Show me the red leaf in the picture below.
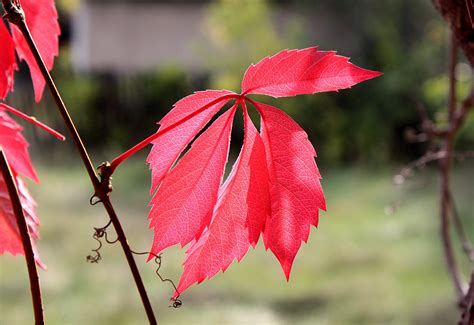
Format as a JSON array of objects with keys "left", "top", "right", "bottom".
[
  {"left": 174, "top": 106, "right": 270, "bottom": 296},
  {"left": 147, "top": 90, "right": 234, "bottom": 193},
  {"left": 256, "top": 101, "right": 326, "bottom": 279},
  {"left": 241, "top": 47, "right": 382, "bottom": 97},
  {"left": 0, "top": 22, "right": 17, "bottom": 99},
  {"left": 0, "top": 110, "right": 38, "bottom": 182},
  {"left": 0, "top": 172, "right": 45, "bottom": 269},
  {"left": 10, "top": 0, "right": 60, "bottom": 102},
  {"left": 149, "top": 106, "right": 236, "bottom": 256},
  {"left": 141, "top": 47, "right": 380, "bottom": 296}
]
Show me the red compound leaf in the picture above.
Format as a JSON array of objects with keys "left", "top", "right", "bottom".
[{"left": 134, "top": 47, "right": 382, "bottom": 296}]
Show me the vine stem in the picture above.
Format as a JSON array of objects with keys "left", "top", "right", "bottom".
[
  {"left": 0, "top": 148, "right": 44, "bottom": 325},
  {"left": 1, "top": 2, "right": 157, "bottom": 323}
]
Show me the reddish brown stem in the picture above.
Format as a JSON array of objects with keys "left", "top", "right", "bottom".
[
  {"left": 439, "top": 32, "right": 467, "bottom": 300},
  {"left": 460, "top": 271, "right": 474, "bottom": 325},
  {"left": 0, "top": 149, "right": 44, "bottom": 325},
  {"left": 2, "top": 2, "right": 157, "bottom": 323}
]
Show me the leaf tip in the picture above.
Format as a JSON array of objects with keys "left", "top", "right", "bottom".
[
  {"left": 146, "top": 252, "right": 155, "bottom": 263},
  {"left": 282, "top": 262, "right": 293, "bottom": 281},
  {"left": 274, "top": 253, "right": 295, "bottom": 281}
]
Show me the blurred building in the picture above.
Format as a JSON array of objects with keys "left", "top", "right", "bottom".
[
  {"left": 71, "top": 0, "right": 299, "bottom": 74},
  {"left": 72, "top": 0, "right": 213, "bottom": 73}
]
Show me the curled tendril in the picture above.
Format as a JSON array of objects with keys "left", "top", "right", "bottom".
[
  {"left": 131, "top": 251, "right": 182, "bottom": 308},
  {"left": 86, "top": 220, "right": 114, "bottom": 263},
  {"left": 89, "top": 194, "right": 102, "bottom": 206},
  {"left": 86, "top": 220, "right": 182, "bottom": 308},
  {"left": 86, "top": 229, "right": 103, "bottom": 263}
]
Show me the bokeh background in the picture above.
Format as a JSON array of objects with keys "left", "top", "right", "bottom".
[{"left": 1, "top": 0, "right": 473, "bottom": 324}]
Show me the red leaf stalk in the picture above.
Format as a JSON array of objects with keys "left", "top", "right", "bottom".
[
  {"left": 109, "top": 93, "right": 239, "bottom": 172},
  {"left": 0, "top": 103, "right": 65, "bottom": 140}
]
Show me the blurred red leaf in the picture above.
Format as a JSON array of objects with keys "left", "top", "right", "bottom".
[
  {"left": 0, "top": 110, "right": 38, "bottom": 182},
  {"left": 0, "top": 107, "right": 52, "bottom": 268},
  {"left": 0, "top": 22, "right": 17, "bottom": 99},
  {"left": 0, "top": 173, "right": 45, "bottom": 269},
  {"left": 0, "top": 0, "right": 60, "bottom": 102}
]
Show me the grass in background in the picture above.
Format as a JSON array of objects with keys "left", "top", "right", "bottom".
[{"left": 1, "top": 158, "right": 472, "bottom": 324}]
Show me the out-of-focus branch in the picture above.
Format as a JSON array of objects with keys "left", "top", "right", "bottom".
[
  {"left": 452, "top": 93, "right": 474, "bottom": 133},
  {"left": 402, "top": 3, "right": 474, "bottom": 311},
  {"left": 0, "top": 149, "right": 44, "bottom": 325},
  {"left": 459, "top": 271, "right": 474, "bottom": 325},
  {"left": 402, "top": 30, "right": 473, "bottom": 303},
  {"left": 448, "top": 191, "right": 474, "bottom": 263},
  {"left": 438, "top": 32, "right": 467, "bottom": 301}
]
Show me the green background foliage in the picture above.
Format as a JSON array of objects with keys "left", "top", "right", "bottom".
[
  {"left": 31, "top": 0, "right": 470, "bottom": 165},
  {"left": 1, "top": 0, "right": 473, "bottom": 324}
]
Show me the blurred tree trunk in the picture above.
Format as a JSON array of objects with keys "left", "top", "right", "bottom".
[{"left": 433, "top": 0, "right": 474, "bottom": 66}]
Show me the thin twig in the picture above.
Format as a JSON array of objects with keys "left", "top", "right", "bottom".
[
  {"left": 448, "top": 191, "right": 474, "bottom": 263},
  {"left": 412, "top": 103, "right": 449, "bottom": 140},
  {"left": 452, "top": 92, "right": 474, "bottom": 133},
  {"left": 392, "top": 150, "right": 474, "bottom": 189},
  {"left": 393, "top": 151, "right": 446, "bottom": 185},
  {"left": 453, "top": 150, "right": 474, "bottom": 160},
  {"left": 1, "top": 1, "right": 157, "bottom": 323},
  {"left": 459, "top": 271, "right": 474, "bottom": 325},
  {"left": 465, "top": 0, "right": 474, "bottom": 29},
  {"left": 0, "top": 149, "right": 44, "bottom": 325}
]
